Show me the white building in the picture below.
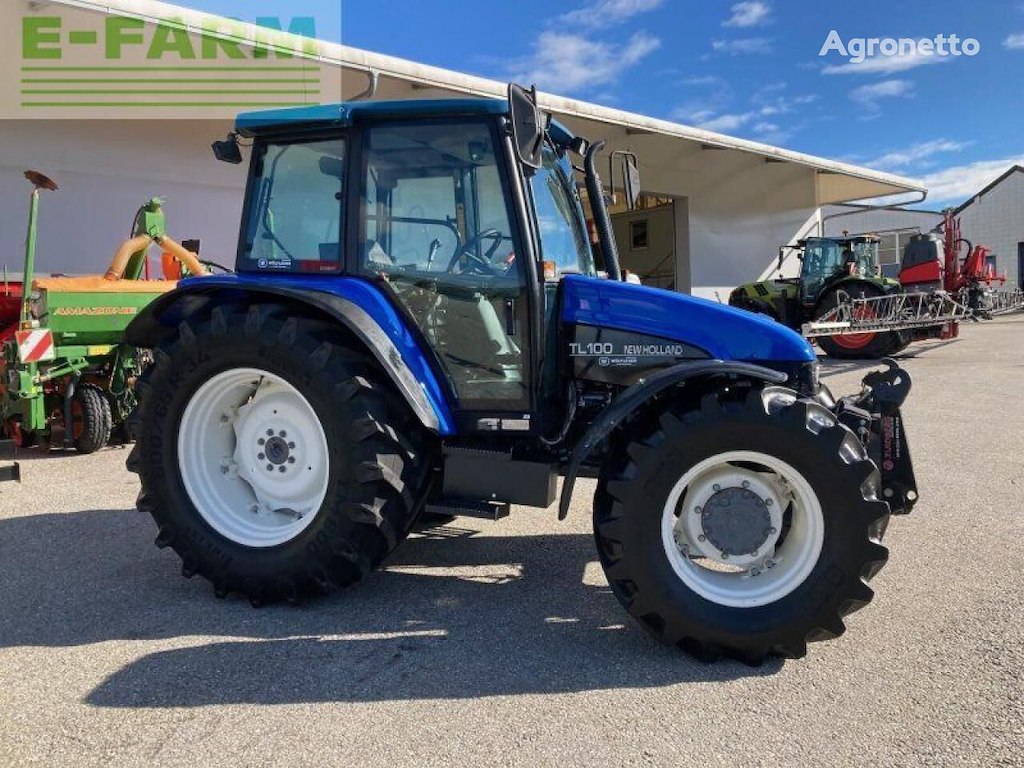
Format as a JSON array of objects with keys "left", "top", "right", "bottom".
[{"left": 0, "top": 0, "right": 924, "bottom": 299}]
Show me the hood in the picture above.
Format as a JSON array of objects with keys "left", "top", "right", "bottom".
[{"left": 561, "top": 275, "right": 815, "bottom": 363}]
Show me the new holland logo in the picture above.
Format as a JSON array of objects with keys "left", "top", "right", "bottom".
[{"left": 15, "top": 329, "right": 56, "bottom": 363}]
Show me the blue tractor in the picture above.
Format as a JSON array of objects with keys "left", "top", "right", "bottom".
[{"left": 127, "top": 86, "right": 918, "bottom": 663}]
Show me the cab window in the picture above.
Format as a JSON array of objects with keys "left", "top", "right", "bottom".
[{"left": 241, "top": 138, "right": 345, "bottom": 273}]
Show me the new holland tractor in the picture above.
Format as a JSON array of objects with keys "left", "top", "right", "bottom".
[
  {"left": 729, "top": 235, "right": 914, "bottom": 359},
  {"left": 127, "top": 86, "right": 919, "bottom": 663}
]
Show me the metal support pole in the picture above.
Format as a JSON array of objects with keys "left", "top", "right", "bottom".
[{"left": 20, "top": 188, "right": 40, "bottom": 329}]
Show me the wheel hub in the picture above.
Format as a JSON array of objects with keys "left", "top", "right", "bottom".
[
  {"left": 263, "top": 434, "right": 292, "bottom": 466},
  {"left": 674, "top": 466, "right": 786, "bottom": 569},
  {"left": 700, "top": 486, "right": 773, "bottom": 557}
]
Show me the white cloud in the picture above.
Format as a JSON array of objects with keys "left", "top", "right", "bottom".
[
  {"left": 697, "top": 112, "right": 755, "bottom": 132},
  {"left": 822, "top": 50, "right": 946, "bottom": 75},
  {"left": 849, "top": 79, "right": 914, "bottom": 108},
  {"left": 918, "top": 159, "right": 1024, "bottom": 205},
  {"left": 1005, "top": 34, "right": 1024, "bottom": 49},
  {"left": 510, "top": 31, "right": 660, "bottom": 92},
  {"left": 723, "top": 1, "right": 772, "bottom": 28},
  {"left": 711, "top": 37, "right": 773, "bottom": 55},
  {"left": 680, "top": 75, "right": 724, "bottom": 86},
  {"left": 865, "top": 139, "right": 970, "bottom": 172},
  {"left": 560, "top": 0, "right": 663, "bottom": 29}
]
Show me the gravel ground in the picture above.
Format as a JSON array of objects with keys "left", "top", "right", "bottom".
[{"left": 1, "top": 315, "right": 1022, "bottom": 767}]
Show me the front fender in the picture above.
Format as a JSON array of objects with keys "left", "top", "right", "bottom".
[
  {"left": 557, "top": 360, "right": 788, "bottom": 519},
  {"left": 126, "top": 276, "right": 455, "bottom": 435}
]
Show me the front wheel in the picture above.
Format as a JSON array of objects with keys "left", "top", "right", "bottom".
[{"left": 594, "top": 385, "right": 890, "bottom": 663}]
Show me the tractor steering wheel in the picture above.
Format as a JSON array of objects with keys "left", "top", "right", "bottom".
[{"left": 446, "top": 229, "right": 505, "bottom": 274}]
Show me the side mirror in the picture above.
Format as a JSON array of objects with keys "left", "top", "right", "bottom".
[
  {"left": 622, "top": 153, "right": 641, "bottom": 211},
  {"left": 212, "top": 134, "right": 243, "bottom": 165},
  {"left": 508, "top": 83, "right": 544, "bottom": 169}
]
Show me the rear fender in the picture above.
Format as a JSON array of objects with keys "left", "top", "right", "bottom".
[
  {"left": 558, "top": 360, "right": 787, "bottom": 519},
  {"left": 126, "top": 279, "right": 455, "bottom": 435}
]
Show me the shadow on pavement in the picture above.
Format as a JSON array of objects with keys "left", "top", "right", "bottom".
[{"left": 0, "top": 509, "right": 780, "bottom": 706}]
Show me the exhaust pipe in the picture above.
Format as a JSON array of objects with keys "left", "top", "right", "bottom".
[{"left": 584, "top": 141, "right": 622, "bottom": 282}]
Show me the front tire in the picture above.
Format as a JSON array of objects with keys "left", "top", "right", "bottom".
[
  {"left": 128, "top": 304, "right": 433, "bottom": 604},
  {"left": 594, "top": 385, "right": 890, "bottom": 663}
]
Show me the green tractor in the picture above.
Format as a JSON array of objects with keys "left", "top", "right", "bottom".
[{"left": 729, "top": 235, "right": 908, "bottom": 359}]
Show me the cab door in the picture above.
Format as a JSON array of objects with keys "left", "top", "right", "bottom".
[{"left": 357, "top": 119, "right": 534, "bottom": 423}]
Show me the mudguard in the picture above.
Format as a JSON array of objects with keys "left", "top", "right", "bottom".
[
  {"left": 557, "top": 360, "right": 788, "bottom": 519},
  {"left": 125, "top": 275, "right": 455, "bottom": 435}
]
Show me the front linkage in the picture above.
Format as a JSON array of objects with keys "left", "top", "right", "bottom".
[{"left": 832, "top": 359, "right": 918, "bottom": 515}]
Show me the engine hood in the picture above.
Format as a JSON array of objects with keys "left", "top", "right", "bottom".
[{"left": 561, "top": 275, "right": 814, "bottom": 362}]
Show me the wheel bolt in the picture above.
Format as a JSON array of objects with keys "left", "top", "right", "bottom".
[
  {"left": 278, "top": 466, "right": 286, "bottom": 473},
  {"left": 258, "top": 453, "right": 265, "bottom": 461},
  {"left": 279, "top": 431, "right": 287, "bottom": 438},
  {"left": 721, "top": 552, "right": 729, "bottom": 560},
  {"left": 751, "top": 567, "right": 761, "bottom": 577},
  {"left": 713, "top": 484, "right": 721, "bottom": 492},
  {"left": 694, "top": 505, "right": 702, "bottom": 514},
  {"left": 266, "top": 429, "right": 274, "bottom": 437},
  {"left": 742, "top": 480, "right": 750, "bottom": 489},
  {"left": 769, "top": 527, "right": 777, "bottom": 534},
  {"left": 287, "top": 457, "right": 296, "bottom": 465},
  {"left": 288, "top": 442, "right": 296, "bottom": 450},
  {"left": 266, "top": 464, "right": 274, "bottom": 472},
  {"left": 258, "top": 438, "right": 266, "bottom": 446},
  {"left": 766, "top": 560, "right": 776, "bottom": 569},
  {"left": 766, "top": 499, "right": 773, "bottom": 506},
  {"left": 698, "top": 535, "right": 706, "bottom": 542}
]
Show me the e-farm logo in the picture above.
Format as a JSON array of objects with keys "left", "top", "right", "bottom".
[{"left": 20, "top": 14, "right": 322, "bottom": 110}]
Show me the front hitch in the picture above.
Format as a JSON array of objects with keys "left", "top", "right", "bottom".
[{"left": 833, "top": 359, "right": 918, "bottom": 515}]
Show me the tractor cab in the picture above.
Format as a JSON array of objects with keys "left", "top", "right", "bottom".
[{"left": 797, "top": 235, "right": 882, "bottom": 307}]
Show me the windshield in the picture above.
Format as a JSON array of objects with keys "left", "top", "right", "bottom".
[
  {"left": 530, "top": 146, "right": 596, "bottom": 278},
  {"left": 241, "top": 138, "right": 345, "bottom": 273}
]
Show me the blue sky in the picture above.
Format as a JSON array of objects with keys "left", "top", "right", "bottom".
[{"left": 188, "top": 0, "right": 1022, "bottom": 206}]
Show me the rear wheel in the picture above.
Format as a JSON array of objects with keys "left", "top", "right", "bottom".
[
  {"left": 594, "top": 385, "right": 890, "bottom": 663},
  {"left": 71, "top": 383, "right": 113, "bottom": 454},
  {"left": 128, "top": 304, "right": 433, "bottom": 604},
  {"left": 816, "top": 286, "right": 900, "bottom": 360}
]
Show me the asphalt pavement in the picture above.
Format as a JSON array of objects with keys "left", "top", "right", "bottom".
[{"left": 1, "top": 315, "right": 1022, "bottom": 767}]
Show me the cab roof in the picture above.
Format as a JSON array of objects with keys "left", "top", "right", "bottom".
[
  {"left": 236, "top": 98, "right": 576, "bottom": 147},
  {"left": 237, "top": 98, "right": 508, "bottom": 136}
]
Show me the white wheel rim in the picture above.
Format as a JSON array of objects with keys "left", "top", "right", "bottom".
[
  {"left": 177, "top": 368, "right": 329, "bottom": 548},
  {"left": 661, "top": 450, "right": 824, "bottom": 608}
]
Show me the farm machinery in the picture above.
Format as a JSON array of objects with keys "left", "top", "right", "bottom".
[
  {"left": 127, "top": 86, "right": 919, "bottom": 663},
  {"left": 0, "top": 171, "right": 207, "bottom": 465},
  {"left": 900, "top": 211, "right": 1024, "bottom": 317},
  {"left": 729, "top": 235, "right": 959, "bottom": 359}
]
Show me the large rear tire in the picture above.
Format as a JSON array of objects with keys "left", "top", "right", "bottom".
[
  {"left": 816, "top": 285, "right": 900, "bottom": 360},
  {"left": 594, "top": 385, "right": 890, "bottom": 664},
  {"left": 128, "top": 304, "right": 433, "bottom": 604}
]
